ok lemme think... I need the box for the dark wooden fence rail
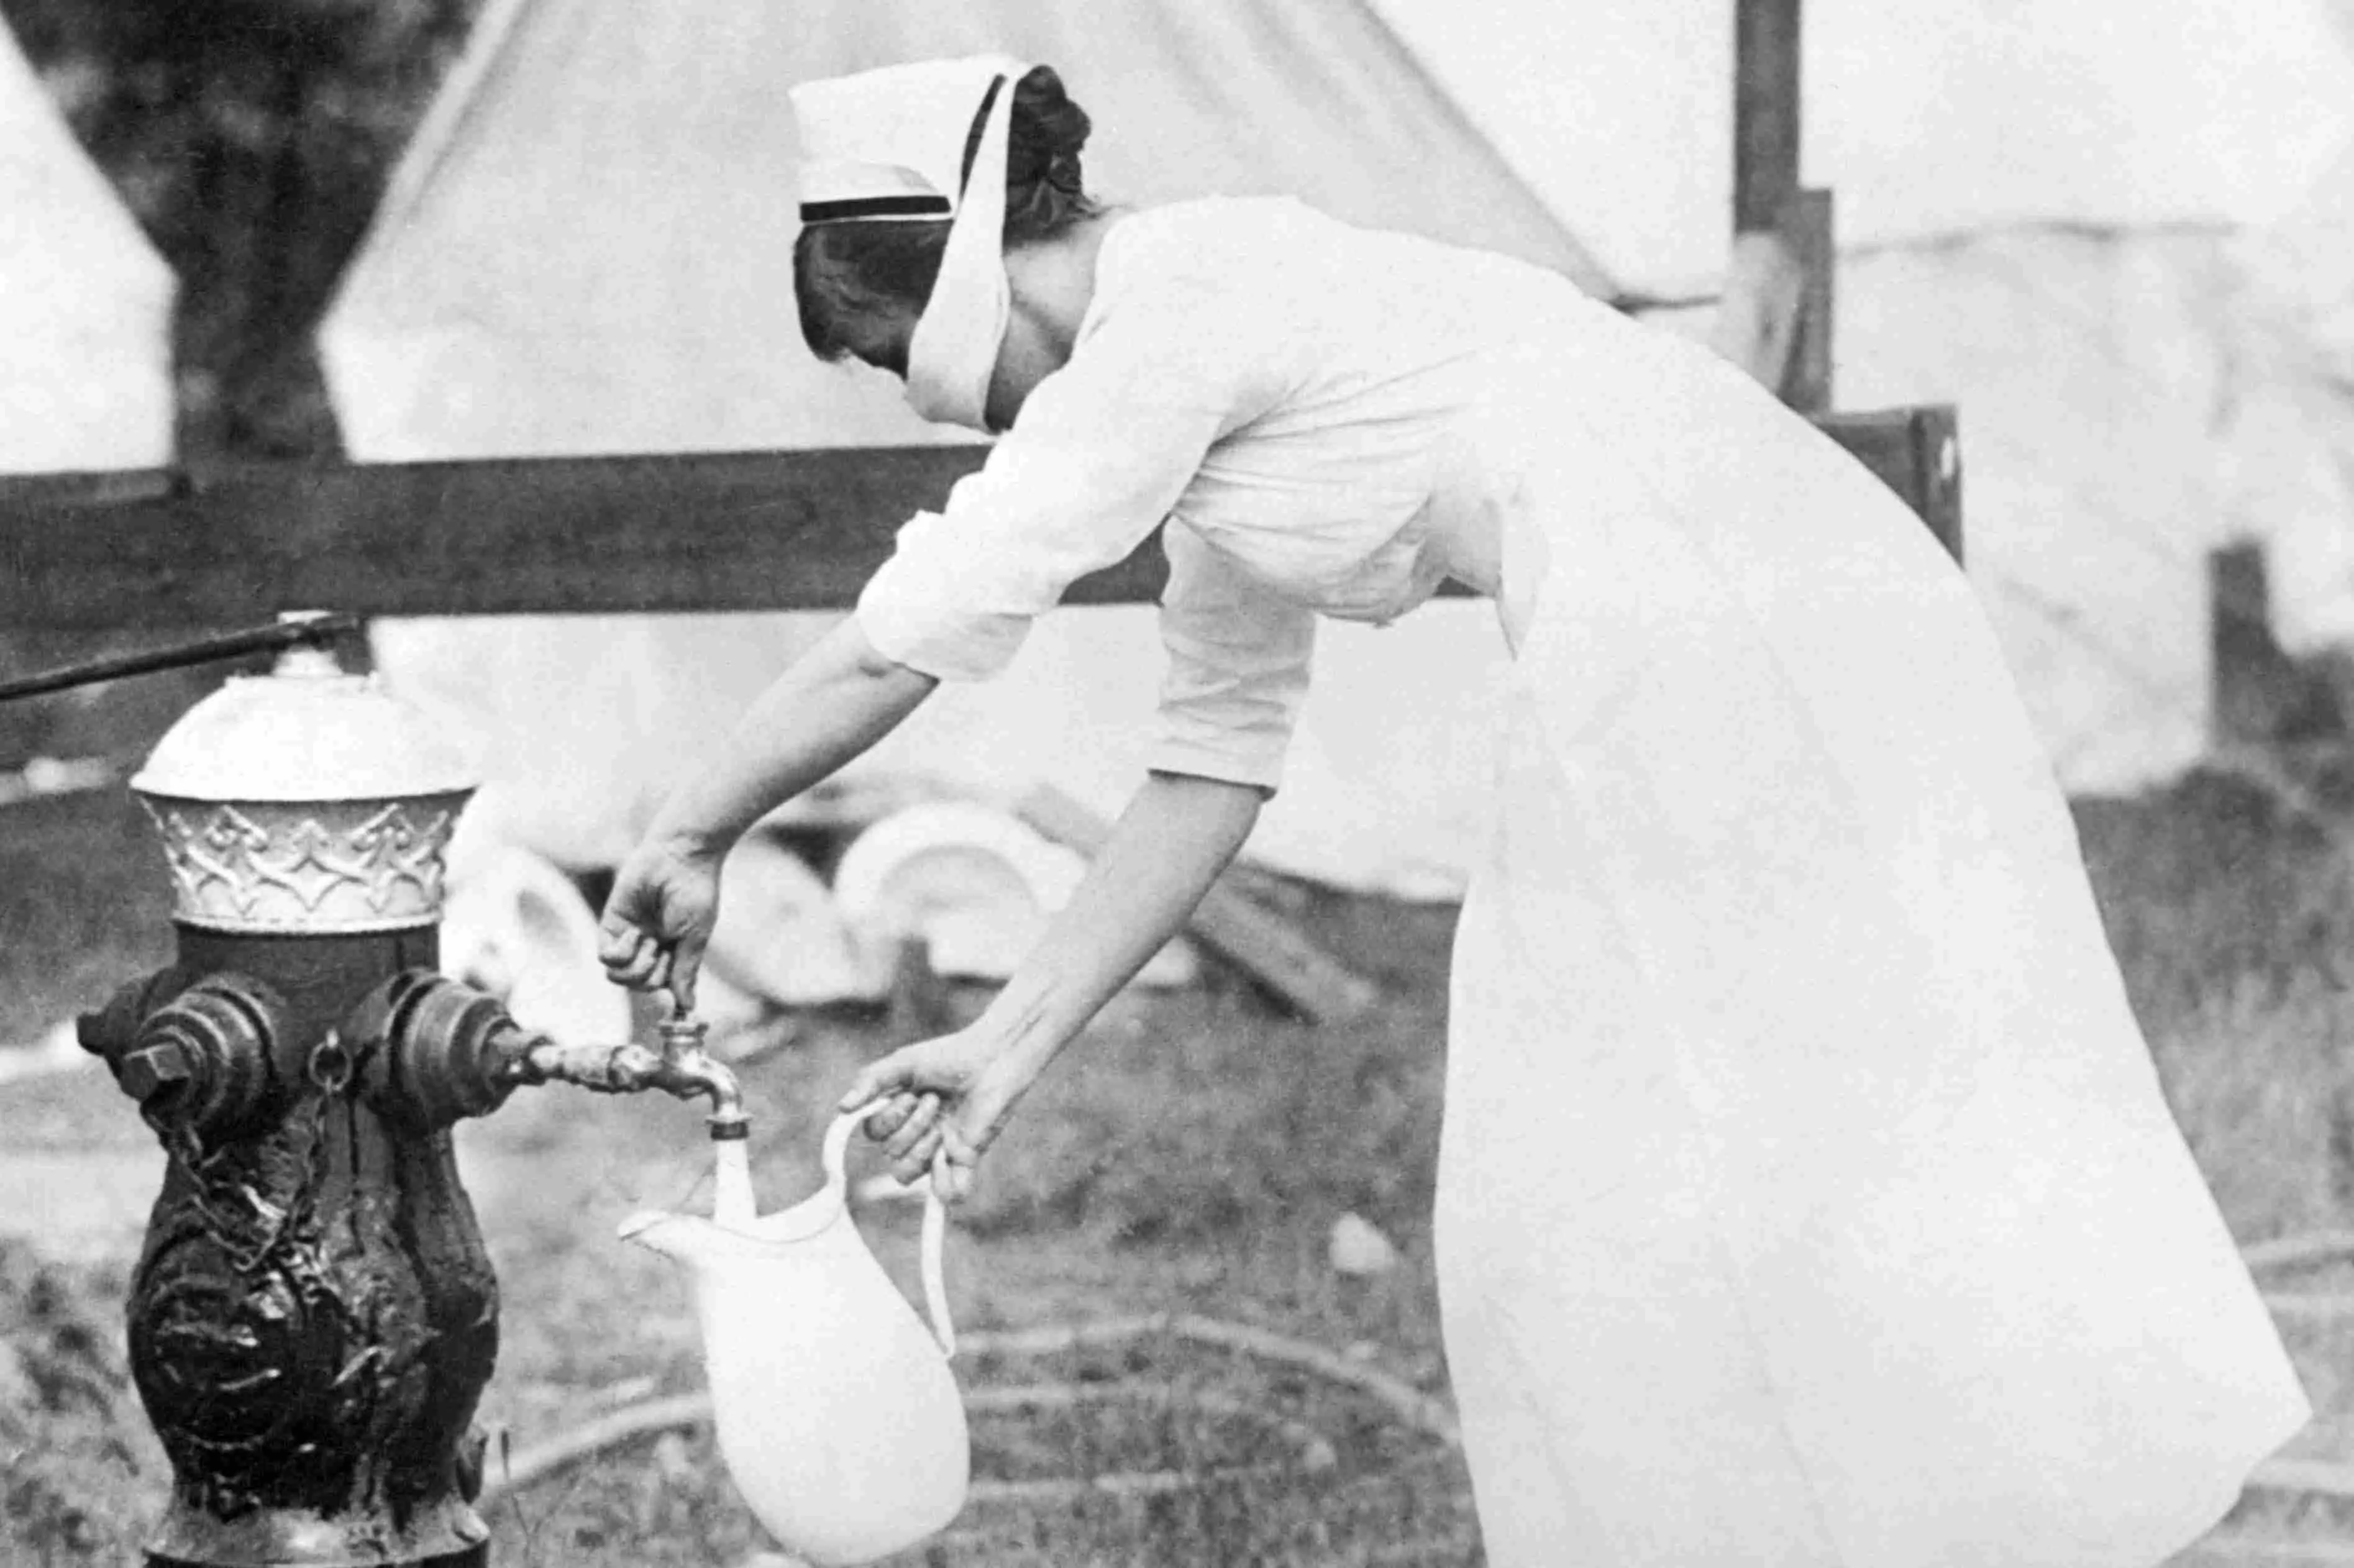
[0,408,1959,634]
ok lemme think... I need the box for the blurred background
[0,0,478,459]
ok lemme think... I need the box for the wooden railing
[0,407,1959,632]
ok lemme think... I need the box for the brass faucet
[509,1008,749,1141]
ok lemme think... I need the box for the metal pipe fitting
[345,969,748,1139]
[78,968,284,1142]
[126,974,282,1141]
[348,969,522,1129]
[507,1018,747,1141]
[77,965,201,1072]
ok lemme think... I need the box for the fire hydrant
[12,615,749,1567]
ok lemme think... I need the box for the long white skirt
[1431,340,2311,1568]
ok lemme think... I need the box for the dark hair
[795,65,1100,373]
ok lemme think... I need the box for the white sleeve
[1147,524,1316,793]
[854,278,1295,681]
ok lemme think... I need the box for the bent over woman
[598,55,2309,1567]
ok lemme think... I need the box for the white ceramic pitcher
[618,1105,967,1566]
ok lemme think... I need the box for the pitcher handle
[830,1102,957,1361]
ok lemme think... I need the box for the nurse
[598,55,2309,1567]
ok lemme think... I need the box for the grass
[0,790,172,1046]
[2074,765,2354,1242]
[6,760,2354,1565]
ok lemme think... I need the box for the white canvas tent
[1825,227,2354,788]
[1380,0,2354,289]
[324,0,2354,897]
[1815,0,2354,789]
[0,23,175,474]
[323,0,1609,895]
[1378,0,2354,791]
[0,21,176,1072]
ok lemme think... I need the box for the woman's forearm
[979,770,1262,1084]
[647,616,937,853]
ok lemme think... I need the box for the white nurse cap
[790,55,1031,432]
[793,55,1019,224]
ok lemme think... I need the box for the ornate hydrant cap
[131,642,478,934]
[132,645,475,803]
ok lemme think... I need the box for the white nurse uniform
[852,194,2311,1568]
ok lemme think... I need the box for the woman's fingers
[597,842,724,1000]
[883,1094,941,1162]
[857,1090,919,1141]
[872,1114,983,1193]
[940,1119,982,1167]
[599,921,688,1001]
[839,1053,922,1114]
[601,928,662,989]
[595,918,640,969]
[828,1087,990,1197]
[891,1124,944,1185]
[933,1129,978,1204]
[595,923,637,971]
[837,1034,997,1187]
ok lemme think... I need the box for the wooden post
[1723,1,1962,562]
[1909,404,1963,565]
[1733,0,1804,237]
[2210,540,2294,748]
[1708,229,1806,390]
[1726,0,1835,411]
[1781,186,1835,413]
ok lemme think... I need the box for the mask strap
[905,74,1018,432]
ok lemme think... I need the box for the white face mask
[905,73,1019,433]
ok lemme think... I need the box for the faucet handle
[657,1010,709,1061]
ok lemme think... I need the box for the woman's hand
[838,1026,1039,1204]
[598,835,724,1011]
[835,773,1261,1205]
[592,618,938,1011]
